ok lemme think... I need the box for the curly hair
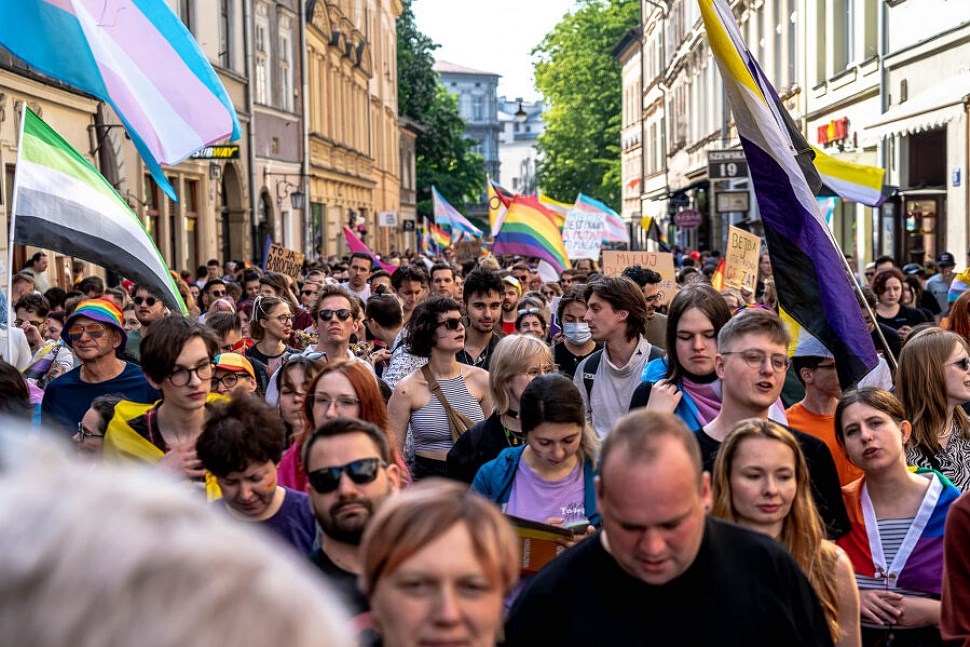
[404,295,463,357]
[196,392,287,477]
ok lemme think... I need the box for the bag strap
[581,349,603,401]
[421,364,473,442]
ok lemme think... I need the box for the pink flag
[343,227,395,273]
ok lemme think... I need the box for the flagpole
[6,103,29,366]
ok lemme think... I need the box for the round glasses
[168,360,214,386]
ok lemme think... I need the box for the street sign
[378,211,398,227]
[402,220,416,232]
[716,191,750,213]
[674,209,703,229]
[708,149,749,179]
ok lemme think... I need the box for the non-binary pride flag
[432,186,483,240]
[812,145,888,208]
[12,108,185,313]
[492,196,571,274]
[0,0,241,200]
[699,0,877,388]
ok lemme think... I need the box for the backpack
[581,344,664,401]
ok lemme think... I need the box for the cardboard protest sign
[601,250,678,307]
[562,204,604,260]
[264,243,305,281]
[453,240,482,264]
[724,226,761,292]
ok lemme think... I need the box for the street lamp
[514,100,528,122]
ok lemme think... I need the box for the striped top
[856,517,930,597]
[410,373,484,453]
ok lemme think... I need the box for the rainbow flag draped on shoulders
[492,196,570,273]
[837,470,960,596]
[699,0,877,389]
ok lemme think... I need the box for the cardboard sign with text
[264,243,305,281]
[724,226,761,292]
[601,250,678,307]
[453,240,482,264]
[562,205,604,260]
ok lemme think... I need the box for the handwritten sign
[724,226,760,292]
[264,243,305,281]
[562,205,604,260]
[453,240,482,264]
[601,250,678,307]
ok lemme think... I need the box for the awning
[863,72,970,143]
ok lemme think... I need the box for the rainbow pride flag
[492,196,570,273]
[538,194,570,230]
[429,219,451,249]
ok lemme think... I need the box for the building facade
[614,28,643,230]
[497,96,546,198]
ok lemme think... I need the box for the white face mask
[563,322,592,345]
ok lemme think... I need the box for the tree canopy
[397,1,485,217]
[533,0,638,212]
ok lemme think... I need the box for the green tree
[533,0,638,212]
[397,1,485,217]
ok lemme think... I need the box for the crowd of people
[5,244,970,646]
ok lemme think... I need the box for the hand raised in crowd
[859,589,902,626]
[646,378,683,413]
[371,347,392,368]
[158,441,207,481]
[19,320,44,349]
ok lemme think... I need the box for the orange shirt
[786,402,863,486]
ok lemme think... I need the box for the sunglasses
[307,458,385,493]
[949,358,970,372]
[319,309,352,322]
[133,296,158,307]
[517,307,540,315]
[301,289,318,296]
[437,318,463,331]
[67,322,107,340]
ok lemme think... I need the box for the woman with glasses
[74,394,123,456]
[246,295,295,376]
[275,354,326,447]
[835,388,960,646]
[711,419,860,646]
[448,335,556,483]
[896,328,970,491]
[515,308,548,342]
[387,296,491,480]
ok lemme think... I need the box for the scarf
[837,470,960,596]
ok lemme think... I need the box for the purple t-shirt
[505,456,586,525]
[216,486,316,555]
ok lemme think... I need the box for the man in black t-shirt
[505,409,833,646]
[696,309,849,538]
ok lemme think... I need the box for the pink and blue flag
[577,194,628,244]
[0,0,241,200]
[432,186,483,241]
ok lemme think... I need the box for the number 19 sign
[708,149,749,179]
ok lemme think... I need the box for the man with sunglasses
[41,298,159,436]
[304,417,402,619]
[201,278,228,312]
[125,285,169,361]
[305,284,369,366]
[698,308,849,538]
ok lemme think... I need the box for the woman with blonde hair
[360,480,519,647]
[896,328,970,490]
[447,335,556,483]
[712,419,860,646]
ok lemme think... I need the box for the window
[472,95,484,121]
[773,0,782,88]
[789,7,797,84]
[185,180,199,273]
[145,175,161,248]
[255,4,271,105]
[178,0,191,32]
[279,18,294,112]
[167,176,179,269]
[219,0,231,68]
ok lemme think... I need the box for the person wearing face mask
[552,287,600,379]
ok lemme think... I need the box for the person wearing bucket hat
[212,353,258,396]
[41,298,159,436]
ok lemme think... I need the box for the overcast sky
[412,0,579,102]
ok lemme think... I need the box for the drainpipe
[243,0,258,264]
[301,0,312,257]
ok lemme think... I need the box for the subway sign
[190,145,240,159]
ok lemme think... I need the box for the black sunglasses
[319,308,352,322]
[133,296,157,306]
[307,458,385,493]
[437,318,463,331]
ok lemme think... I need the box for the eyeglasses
[168,360,214,386]
[307,458,385,493]
[948,358,970,372]
[14,318,44,328]
[301,289,318,296]
[318,309,353,322]
[644,293,663,304]
[722,350,791,372]
[271,314,294,324]
[67,322,107,341]
[523,364,559,378]
[437,318,463,331]
[311,395,361,411]
[208,290,227,298]
[814,363,837,370]
[211,373,251,389]
[133,296,158,307]
[76,421,104,444]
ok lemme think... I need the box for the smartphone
[564,520,590,535]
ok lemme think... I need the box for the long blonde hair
[711,419,841,642]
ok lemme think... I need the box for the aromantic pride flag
[699,0,877,389]
[492,196,571,274]
[0,0,241,200]
[11,108,185,313]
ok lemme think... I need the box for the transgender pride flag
[0,0,240,200]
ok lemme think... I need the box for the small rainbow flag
[419,217,434,255]
[429,219,451,249]
[492,196,571,274]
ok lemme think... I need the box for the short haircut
[857,286,877,310]
[132,283,161,299]
[140,315,219,384]
[359,480,519,598]
[510,262,530,274]
[520,374,599,466]
[430,263,455,280]
[404,295,463,357]
[489,335,552,415]
[557,285,588,321]
[89,394,123,435]
[872,267,905,296]
[43,287,67,311]
[717,307,790,351]
[621,265,662,288]
[365,293,404,329]
[369,269,391,284]
[350,252,374,268]
[12,273,34,289]
[196,393,287,477]
[600,409,702,491]
[874,255,895,268]
[391,265,429,290]
[14,294,50,318]
[207,258,220,267]
[302,416,391,470]
[77,276,104,296]
[309,283,360,320]
[202,278,227,296]
[462,270,504,303]
[791,355,828,386]
[243,272,261,285]
[205,311,243,339]
[583,277,647,341]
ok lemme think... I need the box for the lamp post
[514,100,528,122]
